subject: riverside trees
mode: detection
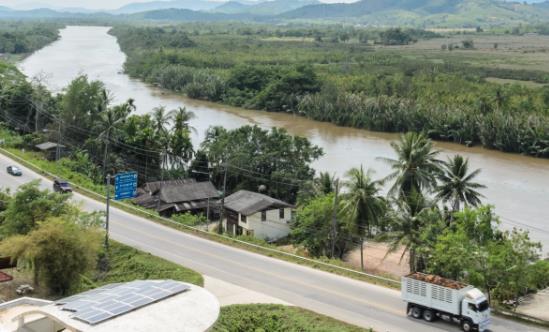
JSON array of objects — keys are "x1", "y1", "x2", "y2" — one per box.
[
  {"x1": 109, "y1": 24, "x2": 549, "y2": 157},
  {"x1": 293, "y1": 132, "x2": 548, "y2": 305}
]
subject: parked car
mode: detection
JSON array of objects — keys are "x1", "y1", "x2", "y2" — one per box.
[
  {"x1": 53, "y1": 179, "x2": 72, "y2": 193},
  {"x1": 6, "y1": 165, "x2": 22, "y2": 176}
]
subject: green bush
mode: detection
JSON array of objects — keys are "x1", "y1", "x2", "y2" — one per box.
[{"x1": 212, "y1": 304, "x2": 369, "y2": 332}]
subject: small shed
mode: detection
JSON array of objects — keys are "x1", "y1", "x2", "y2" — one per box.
[{"x1": 35, "y1": 142, "x2": 66, "y2": 161}]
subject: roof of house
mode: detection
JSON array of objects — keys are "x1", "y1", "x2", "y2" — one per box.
[
  {"x1": 35, "y1": 142, "x2": 65, "y2": 151},
  {"x1": 144, "y1": 179, "x2": 196, "y2": 194},
  {"x1": 1, "y1": 280, "x2": 220, "y2": 332},
  {"x1": 159, "y1": 181, "x2": 220, "y2": 204},
  {"x1": 224, "y1": 190, "x2": 293, "y2": 216}
]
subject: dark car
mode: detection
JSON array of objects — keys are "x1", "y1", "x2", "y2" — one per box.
[
  {"x1": 6, "y1": 165, "x2": 22, "y2": 176},
  {"x1": 53, "y1": 179, "x2": 72, "y2": 193}
]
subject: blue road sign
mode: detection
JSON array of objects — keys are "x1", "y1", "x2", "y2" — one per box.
[{"x1": 114, "y1": 171, "x2": 138, "y2": 200}]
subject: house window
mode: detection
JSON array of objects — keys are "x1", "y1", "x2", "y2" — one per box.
[
  {"x1": 261, "y1": 211, "x2": 267, "y2": 221},
  {"x1": 240, "y1": 214, "x2": 247, "y2": 223},
  {"x1": 279, "y1": 208, "x2": 285, "y2": 219}
]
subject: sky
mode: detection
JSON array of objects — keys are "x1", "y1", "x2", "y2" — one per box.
[{"x1": 0, "y1": 0, "x2": 360, "y2": 11}]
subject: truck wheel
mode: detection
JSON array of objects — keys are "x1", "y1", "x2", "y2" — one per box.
[
  {"x1": 461, "y1": 320, "x2": 473, "y2": 332},
  {"x1": 422, "y1": 309, "x2": 435, "y2": 322},
  {"x1": 411, "y1": 306, "x2": 422, "y2": 319}
]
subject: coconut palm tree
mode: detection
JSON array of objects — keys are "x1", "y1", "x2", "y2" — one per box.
[
  {"x1": 96, "y1": 99, "x2": 134, "y2": 177},
  {"x1": 382, "y1": 190, "x2": 440, "y2": 272},
  {"x1": 341, "y1": 166, "x2": 386, "y2": 271},
  {"x1": 436, "y1": 155, "x2": 485, "y2": 212},
  {"x1": 379, "y1": 132, "x2": 443, "y2": 200},
  {"x1": 152, "y1": 106, "x2": 173, "y2": 137},
  {"x1": 170, "y1": 107, "x2": 196, "y2": 169}
]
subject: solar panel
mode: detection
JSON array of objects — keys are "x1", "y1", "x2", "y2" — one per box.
[{"x1": 55, "y1": 280, "x2": 190, "y2": 325}]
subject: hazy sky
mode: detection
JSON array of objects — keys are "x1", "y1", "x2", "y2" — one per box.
[{"x1": 0, "y1": 0, "x2": 359, "y2": 10}]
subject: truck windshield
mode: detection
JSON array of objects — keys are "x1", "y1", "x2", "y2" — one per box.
[{"x1": 477, "y1": 300, "x2": 489, "y2": 312}]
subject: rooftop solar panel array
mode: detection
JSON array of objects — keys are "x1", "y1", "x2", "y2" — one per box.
[{"x1": 55, "y1": 280, "x2": 189, "y2": 325}]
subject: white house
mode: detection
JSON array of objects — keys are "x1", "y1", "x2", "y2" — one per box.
[{"x1": 223, "y1": 190, "x2": 294, "y2": 241}]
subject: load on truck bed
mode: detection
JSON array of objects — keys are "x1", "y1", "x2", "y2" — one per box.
[{"x1": 401, "y1": 273, "x2": 491, "y2": 332}]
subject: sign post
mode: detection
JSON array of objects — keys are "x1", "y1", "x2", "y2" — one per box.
[
  {"x1": 114, "y1": 171, "x2": 138, "y2": 201},
  {"x1": 105, "y1": 172, "x2": 138, "y2": 249}
]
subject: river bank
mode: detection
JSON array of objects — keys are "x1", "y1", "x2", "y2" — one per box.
[{"x1": 17, "y1": 26, "x2": 549, "y2": 253}]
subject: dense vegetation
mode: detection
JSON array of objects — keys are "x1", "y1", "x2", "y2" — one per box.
[
  {"x1": 0, "y1": 181, "x2": 202, "y2": 296},
  {"x1": 212, "y1": 304, "x2": 369, "y2": 332},
  {"x1": 0, "y1": 21, "x2": 61, "y2": 54},
  {"x1": 111, "y1": 25, "x2": 549, "y2": 158},
  {"x1": 0, "y1": 62, "x2": 321, "y2": 203}
]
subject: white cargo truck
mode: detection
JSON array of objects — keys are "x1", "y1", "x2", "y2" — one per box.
[{"x1": 401, "y1": 273, "x2": 491, "y2": 332}]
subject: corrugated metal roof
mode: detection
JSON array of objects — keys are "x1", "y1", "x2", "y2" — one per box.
[
  {"x1": 224, "y1": 190, "x2": 293, "y2": 216},
  {"x1": 144, "y1": 179, "x2": 196, "y2": 194},
  {"x1": 35, "y1": 142, "x2": 65, "y2": 151},
  {"x1": 159, "y1": 182, "x2": 220, "y2": 204}
]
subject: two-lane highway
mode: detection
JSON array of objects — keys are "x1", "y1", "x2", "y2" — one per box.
[{"x1": 0, "y1": 152, "x2": 545, "y2": 332}]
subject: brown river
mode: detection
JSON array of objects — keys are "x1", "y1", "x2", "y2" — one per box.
[{"x1": 18, "y1": 26, "x2": 549, "y2": 252}]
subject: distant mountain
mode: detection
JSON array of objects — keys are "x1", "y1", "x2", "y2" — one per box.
[
  {"x1": 213, "y1": 1, "x2": 250, "y2": 14},
  {"x1": 214, "y1": 0, "x2": 320, "y2": 16},
  {"x1": 134, "y1": 8, "x2": 258, "y2": 21},
  {"x1": 534, "y1": 0, "x2": 549, "y2": 9},
  {"x1": 113, "y1": 0, "x2": 221, "y2": 14},
  {"x1": 280, "y1": 0, "x2": 549, "y2": 27}
]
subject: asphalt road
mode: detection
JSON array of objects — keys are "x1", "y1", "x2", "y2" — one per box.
[{"x1": 0, "y1": 152, "x2": 545, "y2": 332}]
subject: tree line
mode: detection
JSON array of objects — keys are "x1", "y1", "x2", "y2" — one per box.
[
  {"x1": 0, "y1": 22, "x2": 61, "y2": 54},
  {"x1": 110, "y1": 25, "x2": 549, "y2": 158}
]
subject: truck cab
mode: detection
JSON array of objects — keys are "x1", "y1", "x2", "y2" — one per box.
[
  {"x1": 460, "y1": 288, "x2": 491, "y2": 332},
  {"x1": 401, "y1": 273, "x2": 491, "y2": 332}
]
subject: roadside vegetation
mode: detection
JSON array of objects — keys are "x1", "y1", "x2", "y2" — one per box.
[
  {"x1": 212, "y1": 304, "x2": 370, "y2": 332},
  {"x1": 110, "y1": 24, "x2": 549, "y2": 158},
  {"x1": 0, "y1": 181, "x2": 203, "y2": 298}
]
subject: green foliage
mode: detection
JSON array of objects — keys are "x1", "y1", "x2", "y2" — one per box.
[
  {"x1": 201, "y1": 125, "x2": 323, "y2": 203},
  {"x1": 212, "y1": 304, "x2": 368, "y2": 332},
  {"x1": 0, "y1": 22, "x2": 61, "y2": 54},
  {"x1": 0, "y1": 217, "x2": 101, "y2": 295},
  {"x1": 171, "y1": 212, "x2": 206, "y2": 227},
  {"x1": 292, "y1": 193, "x2": 353, "y2": 259},
  {"x1": 424, "y1": 206, "x2": 543, "y2": 304},
  {"x1": 0, "y1": 181, "x2": 73, "y2": 236}
]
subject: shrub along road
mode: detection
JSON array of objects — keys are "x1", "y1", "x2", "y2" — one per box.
[{"x1": 0, "y1": 152, "x2": 543, "y2": 332}]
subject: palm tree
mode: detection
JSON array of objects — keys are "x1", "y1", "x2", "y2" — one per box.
[
  {"x1": 97, "y1": 100, "x2": 134, "y2": 177},
  {"x1": 382, "y1": 191, "x2": 439, "y2": 272},
  {"x1": 314, "y1": 172, "x2": 336, "y2": 195},
  {"x1": 170, "y1": 107, "x2": 196, "y2": 134},
  {"x1": 436, "y1": 155, "x2": 486, "y2": 212},
  {"x1": 379, "y1": 132, "x2": 442, "y2": 200},
  {"x1": 152, "y1": 106, "x2": 173, "y2": 137},
  {"x1": 170, "y1": 107, "x2": 196, "y2": 169},
  {"x1": 341, "y1": 166, "x2": 386, "y2": 271}
]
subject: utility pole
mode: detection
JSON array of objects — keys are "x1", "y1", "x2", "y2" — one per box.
[
  {"x1": 55, "y1": 121, "x2": 61, "y2": 162},
  {"x1": 105, "y1": 174, "x2": 111, "y2": 250},
  {"x1": 330, "y1": 179, "x2": 340, "y2": 259},
  {"x1": 218, "y1": 164, "x2": 228, "y2": 234}
]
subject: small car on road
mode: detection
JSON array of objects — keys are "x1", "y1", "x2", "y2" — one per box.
[
  {"x1": 6, "y1": 165, "x2": 22, "y2": 176},
  {"x1": 53, "y1": 179, "x2": 72, "y2": 193}
]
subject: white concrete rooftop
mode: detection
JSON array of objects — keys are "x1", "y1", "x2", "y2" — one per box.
[{"x1": 0, "y1": 280, "x2": 219, "y2": 332}]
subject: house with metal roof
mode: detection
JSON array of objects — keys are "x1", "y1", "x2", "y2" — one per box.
[
  {"x1": 35, "y1": 142, "x2": 66, "y2": 161},
  {"x1": 134, "y1": 180, "x2": 220, "y2": 217},
  {"x1": 223, "y1": 190, "x2": 294, "y2": 241},
  {"x1": 0, "y1": 280, "x2": 219, "y2": 332}
]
